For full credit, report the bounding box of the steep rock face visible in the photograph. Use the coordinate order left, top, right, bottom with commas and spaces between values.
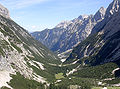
91, 0, 120, 34
31, 28, 65, 49
0, 7, 60, 88
93, 9, 120, 65
0, 4, 10, 18
31, 21, 73, 49
105, 0, 120, 18
94, 7, 106, 21
66, 0, 120, 66
31, 7, 106, 57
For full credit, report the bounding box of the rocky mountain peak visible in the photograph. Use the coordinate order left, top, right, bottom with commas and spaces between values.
105, 0, 120, 18
55, 21, 72, 28
78, 15, 89, 20
99, 7, 106, 12
94, 7, 106, 21
0, 3, 10, 18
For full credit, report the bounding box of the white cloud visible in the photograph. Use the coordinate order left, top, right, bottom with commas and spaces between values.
0, 0, 50, 9
31, 25, 38, 29
24, 25, 41, 32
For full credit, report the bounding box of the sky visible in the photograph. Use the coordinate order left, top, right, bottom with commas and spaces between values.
0, 0, 113, 32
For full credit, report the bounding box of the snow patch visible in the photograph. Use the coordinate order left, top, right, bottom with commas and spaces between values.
29, 61, 39, 69
103, 87, 107, 89
112, 68, 120, 74
84, 44, 90, 57
29, 46, 44, 58
113, 83, 120, 87
0, 70, 13, 89
58, 49, 72, 62
33, 73, 46, 83
44, 32, 49, 40
66, 65, 80, 76
55, 80, 62, 83
33, 61, 45, 70
98, 82, 102, 85
61, 59, 66, 62
66, 69, 77, 76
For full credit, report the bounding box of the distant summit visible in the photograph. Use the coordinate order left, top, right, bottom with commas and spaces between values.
55, 21, 73, 28
78, 15, 89, 20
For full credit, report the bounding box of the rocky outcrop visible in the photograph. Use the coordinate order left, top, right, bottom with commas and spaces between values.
0, 4, 10, 18
105, 0, 120, 18
55, 21, 73, 28
94, 7, 106, 21
91, 0, 120, 34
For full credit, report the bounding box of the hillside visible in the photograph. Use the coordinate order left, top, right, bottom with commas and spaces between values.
0, 4, 62, 89
64, 0, 120, 85
66, 0, 120, 65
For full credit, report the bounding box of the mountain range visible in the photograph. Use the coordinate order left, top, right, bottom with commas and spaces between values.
31, 7, 106, 61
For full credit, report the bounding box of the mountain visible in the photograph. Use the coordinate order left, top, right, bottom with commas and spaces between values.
31, 20, 73, 50
91, 0, 120, 34
31, 28, 65, 49
58, 0, 120, 87
0, 4, 61, 89
31, 7, 106, 61
51, 8, 105, 53
66, 0, 120, 74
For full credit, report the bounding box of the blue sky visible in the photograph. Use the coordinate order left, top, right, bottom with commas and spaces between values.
0, 0, 113, 32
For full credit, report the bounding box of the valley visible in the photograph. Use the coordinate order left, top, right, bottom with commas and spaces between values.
0, 0, 120, 89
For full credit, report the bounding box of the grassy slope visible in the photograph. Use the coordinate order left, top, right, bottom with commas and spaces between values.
53, 62, 119, 88
55, 73, 65, 79
72, 63, 118, 79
